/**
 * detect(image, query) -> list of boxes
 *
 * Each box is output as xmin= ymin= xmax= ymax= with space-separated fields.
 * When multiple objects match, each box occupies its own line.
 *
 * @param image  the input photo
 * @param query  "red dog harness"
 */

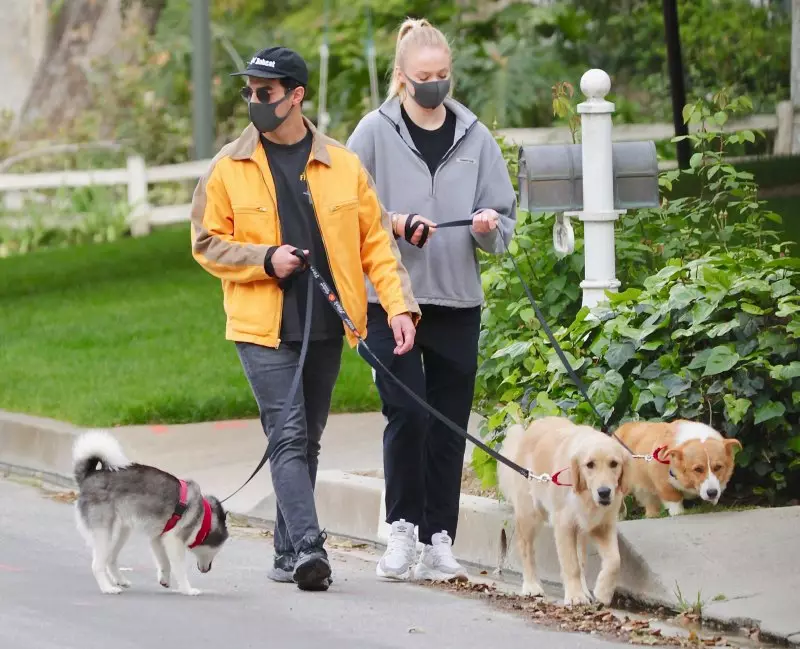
xmin=161 ymin=479 xmax=213 ymax=548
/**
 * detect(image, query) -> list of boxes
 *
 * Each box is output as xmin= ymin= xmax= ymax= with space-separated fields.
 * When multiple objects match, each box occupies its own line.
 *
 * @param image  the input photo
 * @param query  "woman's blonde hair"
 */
xmin=387 ymin=17 xmax=452 ymax=101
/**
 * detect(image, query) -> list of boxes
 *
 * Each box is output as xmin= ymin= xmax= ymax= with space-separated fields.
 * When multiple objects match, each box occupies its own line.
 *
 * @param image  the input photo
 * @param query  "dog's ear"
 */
xmin=724 ymin=438 xmax=742 ymax=457
xmin=570 ymin=457 xmax=586 ymax=493
xmin=667 ymin=447 xmax=683 ymax=464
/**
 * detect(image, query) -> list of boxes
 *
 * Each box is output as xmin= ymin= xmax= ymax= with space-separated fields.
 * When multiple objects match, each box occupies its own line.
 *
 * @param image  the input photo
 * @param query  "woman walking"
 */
xmin=346 ymin=17 xmax=517 ymax=582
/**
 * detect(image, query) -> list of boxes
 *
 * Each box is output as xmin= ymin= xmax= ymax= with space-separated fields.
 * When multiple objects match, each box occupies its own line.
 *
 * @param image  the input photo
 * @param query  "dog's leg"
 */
xmin=515 ymin=512 xmax=545 ymax=598
xmin=162 ymin=533 xmax=200 ymax=596
xmin=107 ymin=524 xmax=132 ymax=588
xmin=656 ymin=484 xmax=685 ymax=517
xmin=553 ymin=516 xmax=590 ymax=606
xmin=150 ymin=536 xmax=171 ymax=588
xmin=576 ymin=530 xmax=593 ymax=602
xmin=638 ymin=490 xmax=664 ymax=518
xmin=89 ymin=527 xmax=122 ymax=595
xmin=590 ymin=524 xmax=621 ymax=606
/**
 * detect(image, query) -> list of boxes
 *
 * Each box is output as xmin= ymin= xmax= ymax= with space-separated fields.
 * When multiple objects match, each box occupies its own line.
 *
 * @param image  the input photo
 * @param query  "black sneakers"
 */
xmin=292 ymin=531 xmax=332 ymax=591
xmin=267 ymin=551 xmax=296 ymax=583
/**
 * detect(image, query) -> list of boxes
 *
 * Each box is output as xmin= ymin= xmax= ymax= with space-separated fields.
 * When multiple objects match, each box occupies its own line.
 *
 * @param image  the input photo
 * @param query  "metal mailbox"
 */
xmin=517 ymin=140 xmax=660 ymax=213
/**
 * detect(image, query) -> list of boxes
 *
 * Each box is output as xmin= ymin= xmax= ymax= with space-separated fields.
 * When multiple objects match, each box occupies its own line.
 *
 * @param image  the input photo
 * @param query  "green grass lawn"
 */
xmin=0 ymin=225 xmax=381 ymax=427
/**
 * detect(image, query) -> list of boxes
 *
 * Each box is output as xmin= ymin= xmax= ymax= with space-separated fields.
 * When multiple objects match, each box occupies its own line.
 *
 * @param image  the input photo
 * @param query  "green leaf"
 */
xmin=742 ymin=130 xmax=756 ymax=143
xmin=492 ymin=340 xmax=533 ymax=360
xmin=633 ymin=389 xmax=655 ymax=412
xmin=741 ymin=302 xmax=768 ymax=315
xmin=787 ymin=436 xmax=800 ymax=453
xmin=689 ymin=152 xmax=703 ymax=168
xmin=703 ymin=346 xmax=740 ymax=376
xmin=769 ymin=362 xmax=800 ymax=381
xmin=754 ymin=401 xmax=786 ymax=425
xmin=689 ymin=348 xmax=714 ymax=370
xmin=706 ymin=320 xmax=738 ymax=338
xmin=588 ymin=370 xmax=624 ymax=407
xmin=771 ymin=279 xmax=795 ymax=298
xmin=724 ymin=394 xmax=752 ymax=425
xmin=605 ymin=341 xmax=636 ymax=371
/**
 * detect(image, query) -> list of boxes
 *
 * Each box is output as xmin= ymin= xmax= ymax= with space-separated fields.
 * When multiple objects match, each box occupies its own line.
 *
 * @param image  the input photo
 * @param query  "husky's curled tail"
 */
xmin=72 ymin=430 xmax=131 ymax=484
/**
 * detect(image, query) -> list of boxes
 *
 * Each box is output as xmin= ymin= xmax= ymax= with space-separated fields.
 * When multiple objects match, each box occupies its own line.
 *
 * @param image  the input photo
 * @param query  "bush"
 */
xmin=474 ymin=90 xmax=799 ymax=506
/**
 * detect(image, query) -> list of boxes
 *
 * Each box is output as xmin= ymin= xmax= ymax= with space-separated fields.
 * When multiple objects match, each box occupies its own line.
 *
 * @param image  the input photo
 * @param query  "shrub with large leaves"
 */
xmin=476 ymin=247 xmax=799 ymax=505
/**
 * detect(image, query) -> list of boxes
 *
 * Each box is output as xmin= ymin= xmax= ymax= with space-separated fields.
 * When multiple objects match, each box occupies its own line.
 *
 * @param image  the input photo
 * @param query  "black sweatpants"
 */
xmin=361 ymin=302 xmax=481 ymax=545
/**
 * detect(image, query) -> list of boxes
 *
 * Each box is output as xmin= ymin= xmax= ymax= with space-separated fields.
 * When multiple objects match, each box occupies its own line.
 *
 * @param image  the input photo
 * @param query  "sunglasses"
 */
xmin=239 ymin=85 xmax=297 ymax=103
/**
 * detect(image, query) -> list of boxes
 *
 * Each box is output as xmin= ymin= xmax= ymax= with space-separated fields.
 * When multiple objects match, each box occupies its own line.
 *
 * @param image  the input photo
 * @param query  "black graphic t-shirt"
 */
xmin=401 ymin=104 xmax=457 ymax=175
xmin=261 ymin=132 xmax=343 ymax=342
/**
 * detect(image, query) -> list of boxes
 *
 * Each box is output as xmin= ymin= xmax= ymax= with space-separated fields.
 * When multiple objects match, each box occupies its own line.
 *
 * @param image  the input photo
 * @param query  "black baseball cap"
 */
xmin=230 ymin=46 xmax=309 ymax=87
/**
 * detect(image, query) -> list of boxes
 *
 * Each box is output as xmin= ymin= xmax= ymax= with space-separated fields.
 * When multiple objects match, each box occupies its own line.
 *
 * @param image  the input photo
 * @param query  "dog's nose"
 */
xmin=706 ymin=488 xmax=719 ymax=500
xmin=597 ymin=486 xmax=612 ymax=500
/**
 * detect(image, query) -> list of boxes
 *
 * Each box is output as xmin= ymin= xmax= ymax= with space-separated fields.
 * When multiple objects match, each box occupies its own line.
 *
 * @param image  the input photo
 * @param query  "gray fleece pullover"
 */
xmin=346 ymin=96 xmax=517 ymax=309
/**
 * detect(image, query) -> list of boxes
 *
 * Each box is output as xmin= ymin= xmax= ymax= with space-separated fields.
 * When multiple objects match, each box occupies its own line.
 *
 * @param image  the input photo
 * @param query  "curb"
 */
xmin=1 ymin=410 xmax=797 ymax=646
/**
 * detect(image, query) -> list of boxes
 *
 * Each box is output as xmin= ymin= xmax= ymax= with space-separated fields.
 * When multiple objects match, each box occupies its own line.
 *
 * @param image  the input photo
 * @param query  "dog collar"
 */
xmin=189 ymin=499 xmax=213 ymax=548
xmin=161 ymin=479 xmax=212 ymax=548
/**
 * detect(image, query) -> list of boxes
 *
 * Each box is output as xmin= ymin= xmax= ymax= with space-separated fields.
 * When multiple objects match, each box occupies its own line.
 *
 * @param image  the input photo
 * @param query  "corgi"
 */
xmin=615 ymin=420 xmax=742 ymax=517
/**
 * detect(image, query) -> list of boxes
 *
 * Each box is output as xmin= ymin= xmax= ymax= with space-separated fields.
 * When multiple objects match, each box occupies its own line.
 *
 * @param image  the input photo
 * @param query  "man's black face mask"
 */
xmin=241 ymin=86 xmax=296 ymax=133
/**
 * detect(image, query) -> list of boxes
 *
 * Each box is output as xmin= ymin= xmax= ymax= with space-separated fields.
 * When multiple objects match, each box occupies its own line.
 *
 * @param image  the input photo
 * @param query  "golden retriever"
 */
xmin=497 ymin=416 xmax=630 ymax=606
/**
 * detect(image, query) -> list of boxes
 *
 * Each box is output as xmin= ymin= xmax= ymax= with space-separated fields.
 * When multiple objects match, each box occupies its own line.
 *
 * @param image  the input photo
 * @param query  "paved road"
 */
xmin=0 ymin=478 xmax=629 ymax=649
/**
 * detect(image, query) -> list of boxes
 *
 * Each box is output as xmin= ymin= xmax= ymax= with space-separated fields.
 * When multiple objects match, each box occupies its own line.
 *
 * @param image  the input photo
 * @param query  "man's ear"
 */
xmin=292 ymin=86 xmax=306 ymax=106
xmin=570 ymin=457 xmax=586 ymax=493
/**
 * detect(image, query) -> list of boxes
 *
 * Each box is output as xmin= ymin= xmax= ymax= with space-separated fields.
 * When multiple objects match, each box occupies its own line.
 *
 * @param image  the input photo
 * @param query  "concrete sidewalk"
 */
xmin=1 ymin=408 xmax=798 ymax=645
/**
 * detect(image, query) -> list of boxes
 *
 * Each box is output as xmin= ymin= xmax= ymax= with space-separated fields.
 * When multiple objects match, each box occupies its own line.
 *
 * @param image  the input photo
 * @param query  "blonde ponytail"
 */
xmin=387 ymin=17 xmax=452 ymax=101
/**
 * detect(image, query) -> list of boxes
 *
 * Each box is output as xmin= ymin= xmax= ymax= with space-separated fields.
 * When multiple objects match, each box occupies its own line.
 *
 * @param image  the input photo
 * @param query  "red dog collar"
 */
xmin=652 ymin=445 xmax=671 ymax=465
xmin=162 ymin=479 xmax=212 ymax=548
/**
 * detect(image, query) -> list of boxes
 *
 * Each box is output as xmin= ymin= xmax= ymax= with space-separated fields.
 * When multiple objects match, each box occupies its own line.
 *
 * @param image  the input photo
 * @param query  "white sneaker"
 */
xmin=413 ymin=530 xmax=468 ymax=582
xmin=376 ymin=519 xmax=417 ymax=580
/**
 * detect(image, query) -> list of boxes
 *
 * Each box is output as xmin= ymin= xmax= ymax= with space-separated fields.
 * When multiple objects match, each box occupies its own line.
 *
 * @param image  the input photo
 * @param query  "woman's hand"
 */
xmin=471 ymin=209 xmax=499 ymax=234
xmin=392 ymin=213 xmax=437 ymax=247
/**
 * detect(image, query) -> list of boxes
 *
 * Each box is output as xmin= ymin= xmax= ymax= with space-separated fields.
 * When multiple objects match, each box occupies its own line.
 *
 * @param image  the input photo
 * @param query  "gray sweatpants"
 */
xmin=236 ymin=338 xmax=343 ymax=554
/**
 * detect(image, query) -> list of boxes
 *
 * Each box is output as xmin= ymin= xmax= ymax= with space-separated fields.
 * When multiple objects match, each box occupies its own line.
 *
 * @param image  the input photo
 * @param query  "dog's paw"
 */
xmin=564 ymin=592 xmax=592 ymax=607
xmin=108 ymin=572 xmax=132 ymax=588
xmin=100 ymin=585 xmax=123 ymax=595
xmin=158 ymin=571 xmax=170 ymax=588
xmin=592 ymin=588 xmax=614 ymax=607
xmin=180 ymin=587 xmax=202 ymax=596
xmin=521 ymin=581 xmax=545 ymax=598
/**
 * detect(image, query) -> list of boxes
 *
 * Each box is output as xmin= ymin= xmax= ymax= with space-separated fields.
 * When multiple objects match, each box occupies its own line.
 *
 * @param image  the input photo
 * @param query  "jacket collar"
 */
xmin=377 ymin=95 xmax=478 ymax=154
xmin=227 ymin=116 xmax=332 ymax=166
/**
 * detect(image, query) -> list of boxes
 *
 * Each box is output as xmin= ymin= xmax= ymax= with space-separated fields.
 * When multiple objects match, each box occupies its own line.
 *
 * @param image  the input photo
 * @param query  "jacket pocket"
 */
xmin=328 ymin=197 xmax=359 ymax=215
xmin=232 ymin=204 xmax=278 ymax=244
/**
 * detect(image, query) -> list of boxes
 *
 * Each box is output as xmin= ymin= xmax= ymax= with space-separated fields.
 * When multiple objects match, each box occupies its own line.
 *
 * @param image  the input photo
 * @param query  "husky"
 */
xmin=72 ymin=430 xmax=230 ymax=596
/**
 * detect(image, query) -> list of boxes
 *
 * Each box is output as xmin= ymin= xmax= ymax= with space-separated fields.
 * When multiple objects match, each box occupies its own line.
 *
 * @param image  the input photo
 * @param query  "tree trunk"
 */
xmin=19 ymin=0 xmax=164 ymax=132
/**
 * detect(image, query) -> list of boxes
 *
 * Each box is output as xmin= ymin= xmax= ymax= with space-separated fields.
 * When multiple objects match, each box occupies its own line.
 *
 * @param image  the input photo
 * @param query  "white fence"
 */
xmin=0 ymin=97 xmax=793 ymax=238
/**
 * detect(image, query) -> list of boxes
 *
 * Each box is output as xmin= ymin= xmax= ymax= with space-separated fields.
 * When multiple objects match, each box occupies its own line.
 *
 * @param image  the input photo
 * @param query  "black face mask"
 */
xmin=407 ymin=77 xmax=451 ymax=110
xmin=248 ymin=91 xmax=294 ymax=133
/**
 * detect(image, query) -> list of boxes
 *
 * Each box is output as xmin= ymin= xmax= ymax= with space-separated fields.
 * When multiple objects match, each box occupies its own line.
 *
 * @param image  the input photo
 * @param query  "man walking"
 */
xmin=190 ymin=46 xmax=419 ymax=592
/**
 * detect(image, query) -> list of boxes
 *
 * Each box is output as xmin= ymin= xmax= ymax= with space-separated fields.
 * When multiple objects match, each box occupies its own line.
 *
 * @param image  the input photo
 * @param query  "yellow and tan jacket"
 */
xmin=190 ymin=118 xmax=419 ymax=349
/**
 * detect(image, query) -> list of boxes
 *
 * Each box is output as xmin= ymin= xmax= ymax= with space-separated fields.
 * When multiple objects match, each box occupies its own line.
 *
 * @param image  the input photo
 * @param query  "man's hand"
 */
xmin=392 ymin=213 xmax=437 ymax=247
xmin=471 ymin=209 xmax=499 ymax=234
xmin=390 ymin=312 xmax=416 ymax=355
xmin=271 ymin=245 xmax=309 ymax=279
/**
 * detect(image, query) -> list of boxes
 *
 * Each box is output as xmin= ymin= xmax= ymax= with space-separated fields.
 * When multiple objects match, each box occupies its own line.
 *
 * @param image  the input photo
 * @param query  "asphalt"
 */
xmin=0 ymin=477 xmax=630 ymax=649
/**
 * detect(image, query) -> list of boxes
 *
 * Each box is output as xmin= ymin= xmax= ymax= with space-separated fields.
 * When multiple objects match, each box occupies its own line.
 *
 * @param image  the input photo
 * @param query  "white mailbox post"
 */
xmin=517 ymin=68 xmax=660 ymax=309
xmin=573 ymin=69 xmax=624 ymax=308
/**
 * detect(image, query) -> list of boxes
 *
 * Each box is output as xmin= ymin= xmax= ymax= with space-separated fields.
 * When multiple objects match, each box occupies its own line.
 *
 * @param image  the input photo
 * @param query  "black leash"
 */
xmin=221 ymin=269 xmax=314 ymax=504
xmin=403 ymin=216 xmax=643 ymax=458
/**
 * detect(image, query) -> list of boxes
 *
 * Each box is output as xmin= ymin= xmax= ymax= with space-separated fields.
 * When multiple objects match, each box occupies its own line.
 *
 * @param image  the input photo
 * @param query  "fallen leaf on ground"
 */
xmin=45 ymin=491 xmax=78 ymax=504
